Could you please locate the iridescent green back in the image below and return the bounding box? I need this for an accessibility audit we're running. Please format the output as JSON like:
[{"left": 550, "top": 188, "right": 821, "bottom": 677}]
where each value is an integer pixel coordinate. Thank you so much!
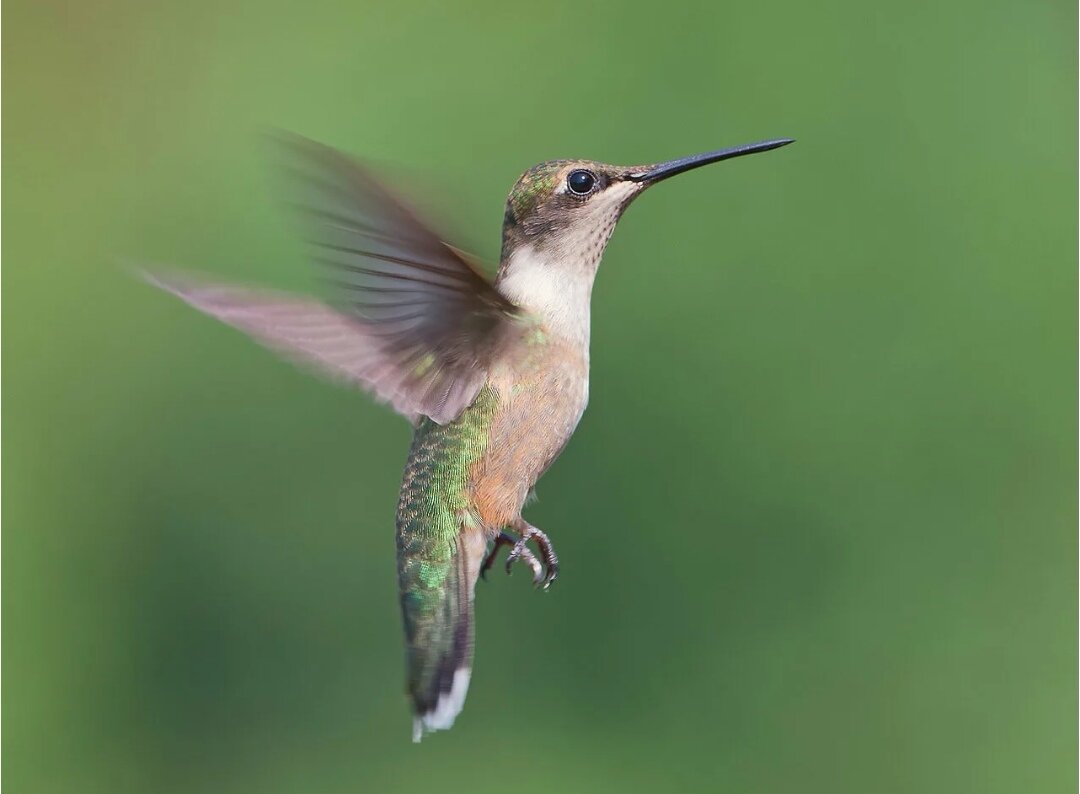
[{"left": 395, "top": 385, "right": 499, "bottom": 714}]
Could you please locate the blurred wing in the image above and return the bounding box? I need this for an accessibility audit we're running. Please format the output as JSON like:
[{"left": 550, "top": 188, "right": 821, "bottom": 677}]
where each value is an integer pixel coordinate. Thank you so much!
[
  {"left": 146, "top": 137, "right": 521, "bottom": 425},
  {"left": 143, "top": 272, "right": 434, "bottom": 423}
]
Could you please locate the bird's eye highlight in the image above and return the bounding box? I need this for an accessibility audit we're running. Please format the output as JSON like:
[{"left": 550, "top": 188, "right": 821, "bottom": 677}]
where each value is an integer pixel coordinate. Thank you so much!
[{"left": 567, "top": 169, "right": 596, "bottom": 195}]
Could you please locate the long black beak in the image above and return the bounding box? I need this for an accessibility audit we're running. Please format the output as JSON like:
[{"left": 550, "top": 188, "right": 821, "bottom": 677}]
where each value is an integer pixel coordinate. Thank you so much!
[{"left": 627, "top": 138, "right": 794, "bottom": 184}]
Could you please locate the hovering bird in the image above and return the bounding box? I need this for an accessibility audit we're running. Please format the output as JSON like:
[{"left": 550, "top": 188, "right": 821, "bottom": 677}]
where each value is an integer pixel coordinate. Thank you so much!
[{"left": 146, "top": 134, "right": 793, "bottom": 741}]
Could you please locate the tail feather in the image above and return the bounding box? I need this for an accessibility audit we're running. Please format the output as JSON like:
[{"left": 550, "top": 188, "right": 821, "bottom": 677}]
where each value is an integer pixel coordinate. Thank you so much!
[
  {"left": 400, "top": 531, "right": 485, "bottom": 742},
  {"left": 395, "top": 388, "right": 498, "bottom": 740}
]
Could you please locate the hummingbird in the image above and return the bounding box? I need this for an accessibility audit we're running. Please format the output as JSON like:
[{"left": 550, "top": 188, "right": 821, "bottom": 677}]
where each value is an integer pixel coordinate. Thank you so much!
[{"left": 145, "top": 134, "right": 793, "bottom": 741}]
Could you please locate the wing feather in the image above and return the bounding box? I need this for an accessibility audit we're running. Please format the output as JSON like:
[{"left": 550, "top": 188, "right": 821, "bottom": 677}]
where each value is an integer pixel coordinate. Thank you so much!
[{"left": 145, "top": 136, "right": 523, "bottom": 424}]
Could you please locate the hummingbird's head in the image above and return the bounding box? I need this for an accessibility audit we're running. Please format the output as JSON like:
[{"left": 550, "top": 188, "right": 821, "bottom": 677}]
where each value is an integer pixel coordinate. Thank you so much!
[
  {"left": 498, "top": 139, "right": 793, "bottom": 268},
  {"left": 495, "top": 139, "right": 793, "bottom": 340},
  {"left": 499, "top": 159, "right": 639, "bottom": 265}
]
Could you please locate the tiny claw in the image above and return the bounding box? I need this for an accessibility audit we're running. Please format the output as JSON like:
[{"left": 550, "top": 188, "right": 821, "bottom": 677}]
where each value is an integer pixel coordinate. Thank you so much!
[
  {"left": 486, "top": 522, "right": 558, "bottom": 588},
  {"left": 488, "top": 530, "right": 543, "bottom": 584},
  {"left": 526, "top": 555, "right": 544, "bottom": 586},
  {"left": 510, "top": 520, "right": 559, "bottom": 591},
  {"left": 504, "top": 539, "right": 543, "bottom": 585},
  {"left": 541, "top": 561, "right": 559, "bottom": 590}
]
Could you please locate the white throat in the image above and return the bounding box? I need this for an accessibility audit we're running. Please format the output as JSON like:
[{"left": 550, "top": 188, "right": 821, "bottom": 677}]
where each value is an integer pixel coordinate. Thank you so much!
[{"left": 497, "top": 245, "right": 596, "bottom": 348}]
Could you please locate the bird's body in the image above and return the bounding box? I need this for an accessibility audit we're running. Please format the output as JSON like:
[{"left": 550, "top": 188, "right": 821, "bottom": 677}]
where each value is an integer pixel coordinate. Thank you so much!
[
  {"left": 146, "top": 134, "right": 791, "bottom": 740},
  {"left": 397, "top": 275, "right": 591, "bottom": 738}
]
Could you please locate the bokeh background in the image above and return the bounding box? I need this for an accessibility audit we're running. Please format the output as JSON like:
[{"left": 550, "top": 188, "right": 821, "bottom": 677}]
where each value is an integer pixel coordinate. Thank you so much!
[{"left": 4, "top": 1, "right": 1076, "bottom": 791}]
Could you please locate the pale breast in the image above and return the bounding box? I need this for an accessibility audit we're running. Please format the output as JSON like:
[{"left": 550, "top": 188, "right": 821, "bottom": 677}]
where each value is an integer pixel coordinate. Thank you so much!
[{"left": 469, "top": 343, "right": 589, "bottom": 528}]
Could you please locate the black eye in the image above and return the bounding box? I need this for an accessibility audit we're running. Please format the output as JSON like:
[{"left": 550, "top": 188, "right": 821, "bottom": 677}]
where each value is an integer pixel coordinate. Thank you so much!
[{"left": 567, "top": 169, "right": 596, "bottom": 195}]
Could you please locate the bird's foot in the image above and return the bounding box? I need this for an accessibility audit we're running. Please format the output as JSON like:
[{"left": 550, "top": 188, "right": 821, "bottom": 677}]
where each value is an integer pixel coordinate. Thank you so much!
[
  {"left": 507, "top": 520, "right": 559, "bottom": 589},
  {"left": 481, "top": 531, "right": 542, "bottom": 584}
]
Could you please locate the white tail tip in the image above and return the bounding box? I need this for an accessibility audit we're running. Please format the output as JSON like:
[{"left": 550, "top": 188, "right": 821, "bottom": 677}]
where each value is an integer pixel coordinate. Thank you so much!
[{"left": 411, "top": 667, "right": 472, "bottom": 743}]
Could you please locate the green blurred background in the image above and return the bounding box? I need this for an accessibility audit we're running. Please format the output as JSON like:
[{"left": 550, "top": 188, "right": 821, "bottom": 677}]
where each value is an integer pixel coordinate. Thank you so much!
[{"left": 4, "top": 0, "right": 1076, "bottom": 791}]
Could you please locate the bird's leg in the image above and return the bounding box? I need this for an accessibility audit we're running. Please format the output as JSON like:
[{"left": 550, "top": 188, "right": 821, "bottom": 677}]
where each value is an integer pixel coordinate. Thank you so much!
[
  {"left": 481, "top": 530, "right": 542, "bottom": 584},
  {"left": 506, "top": 518, "right": 559, "bottom": 589}
]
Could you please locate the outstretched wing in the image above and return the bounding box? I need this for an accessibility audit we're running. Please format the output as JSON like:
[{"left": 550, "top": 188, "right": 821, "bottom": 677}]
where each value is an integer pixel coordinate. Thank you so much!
[{"left": 146, "top": 137, "right": 521, "bottom": 425}]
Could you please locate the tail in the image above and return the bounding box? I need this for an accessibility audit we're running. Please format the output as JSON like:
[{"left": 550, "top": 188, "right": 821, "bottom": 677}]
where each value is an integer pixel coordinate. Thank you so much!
[{"left": 398, "top": 526, "right": 486, "bottom": 742}]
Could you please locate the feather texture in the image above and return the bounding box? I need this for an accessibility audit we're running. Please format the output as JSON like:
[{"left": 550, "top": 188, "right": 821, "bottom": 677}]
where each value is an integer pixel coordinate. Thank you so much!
[
  {"left": 144, "top": 137, "right": 525, "bottom": 425},
  {"left": 282, "top": 135, "right": 521, "bottom": 423},
  {"left": 396, "top": 387, "right": 499, "bottom": 739}
]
